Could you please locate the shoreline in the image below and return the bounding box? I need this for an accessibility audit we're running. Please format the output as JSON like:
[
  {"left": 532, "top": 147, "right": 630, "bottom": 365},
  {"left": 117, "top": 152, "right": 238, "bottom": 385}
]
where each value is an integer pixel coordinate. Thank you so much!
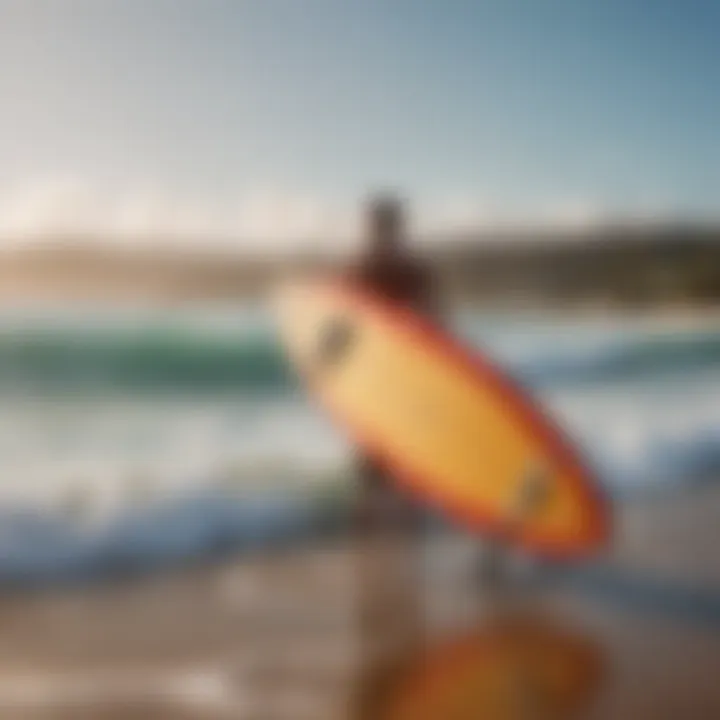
[{"left": 0, "top": 481, "right": 717, "bottom": 717}]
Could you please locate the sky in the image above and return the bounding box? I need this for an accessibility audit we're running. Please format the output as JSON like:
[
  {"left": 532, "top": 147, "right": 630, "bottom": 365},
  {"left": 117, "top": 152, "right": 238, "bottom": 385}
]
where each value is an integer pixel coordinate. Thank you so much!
[{"left": 0, "top": 0, "right": 719, "bottom": 246}]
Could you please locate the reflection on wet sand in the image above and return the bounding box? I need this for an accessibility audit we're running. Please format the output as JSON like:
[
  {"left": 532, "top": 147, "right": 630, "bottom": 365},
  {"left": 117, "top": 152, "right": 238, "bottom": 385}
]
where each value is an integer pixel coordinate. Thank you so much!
[{"left": 373, "top": 612, "right": 605, "bottom": 720}]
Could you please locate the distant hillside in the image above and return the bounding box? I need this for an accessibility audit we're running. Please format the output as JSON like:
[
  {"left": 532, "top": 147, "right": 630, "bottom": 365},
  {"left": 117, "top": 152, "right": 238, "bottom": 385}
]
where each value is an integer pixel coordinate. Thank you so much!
[
  {"left": 0, "top": 224, "right": 718, "bottom": 307},
  {"left": 423, "top": 223, "right": 720, "bottom": 307}
]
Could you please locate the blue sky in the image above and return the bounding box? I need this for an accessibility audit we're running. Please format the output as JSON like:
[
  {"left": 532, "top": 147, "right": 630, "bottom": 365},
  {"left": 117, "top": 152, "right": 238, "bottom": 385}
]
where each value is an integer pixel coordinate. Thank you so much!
[{"left": 0, "top": 0, "right": 718, "bottom": 242}]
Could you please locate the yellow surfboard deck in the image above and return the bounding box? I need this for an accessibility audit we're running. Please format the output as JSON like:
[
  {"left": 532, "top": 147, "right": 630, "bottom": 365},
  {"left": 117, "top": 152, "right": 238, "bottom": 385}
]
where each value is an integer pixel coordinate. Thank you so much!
[{"left": 274, "top": 278, "right": 610, "bottom": 558}]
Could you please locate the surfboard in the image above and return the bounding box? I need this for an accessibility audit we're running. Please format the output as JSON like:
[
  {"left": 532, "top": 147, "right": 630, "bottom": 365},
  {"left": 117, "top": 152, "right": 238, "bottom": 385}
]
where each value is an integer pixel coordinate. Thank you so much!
[{"left": 274, "top": 277, "right": 610, "bottom": 558}]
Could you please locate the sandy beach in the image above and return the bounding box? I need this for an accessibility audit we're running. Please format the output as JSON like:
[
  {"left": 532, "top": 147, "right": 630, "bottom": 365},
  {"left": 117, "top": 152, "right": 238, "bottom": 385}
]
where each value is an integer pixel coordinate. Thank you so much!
[{"left": 0, "top": 479, "right": 716, "bottom": 718}]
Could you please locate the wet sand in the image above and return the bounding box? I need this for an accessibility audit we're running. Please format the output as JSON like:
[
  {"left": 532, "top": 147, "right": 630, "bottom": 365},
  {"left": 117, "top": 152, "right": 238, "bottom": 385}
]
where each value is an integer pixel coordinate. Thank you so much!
[{"left": 0, "top": 482, "right": 719, "bottom": 718}]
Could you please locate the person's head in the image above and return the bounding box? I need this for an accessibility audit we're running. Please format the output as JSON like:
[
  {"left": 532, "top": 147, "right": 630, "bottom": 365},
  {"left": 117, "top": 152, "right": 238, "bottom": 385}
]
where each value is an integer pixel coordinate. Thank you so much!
[{"left": 365, "top": 194, "right": 406, "bottom": 258}]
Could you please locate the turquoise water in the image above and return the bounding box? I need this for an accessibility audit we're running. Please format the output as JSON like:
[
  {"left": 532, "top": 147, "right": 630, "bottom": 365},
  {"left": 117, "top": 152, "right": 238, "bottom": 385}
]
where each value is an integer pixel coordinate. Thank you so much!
[{"left": 0, "top": 303, "right": 718, "bottom": 585}]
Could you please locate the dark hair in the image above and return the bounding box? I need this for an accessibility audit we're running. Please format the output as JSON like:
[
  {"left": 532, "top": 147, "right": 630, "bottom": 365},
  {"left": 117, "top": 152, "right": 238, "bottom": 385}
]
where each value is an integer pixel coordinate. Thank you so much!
[
  {"left": 367, "top": 194, "right": 403, "bottom": 225},
  {"left": 366, "top": 194, "right": 405, "bottom": 249}
]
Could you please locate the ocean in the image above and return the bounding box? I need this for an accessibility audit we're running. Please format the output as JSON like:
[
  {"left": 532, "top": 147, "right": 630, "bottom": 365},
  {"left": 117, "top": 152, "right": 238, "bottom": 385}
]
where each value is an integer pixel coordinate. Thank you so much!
[{"left": 0, "top": 302, "right": 718, "bottom": 586}]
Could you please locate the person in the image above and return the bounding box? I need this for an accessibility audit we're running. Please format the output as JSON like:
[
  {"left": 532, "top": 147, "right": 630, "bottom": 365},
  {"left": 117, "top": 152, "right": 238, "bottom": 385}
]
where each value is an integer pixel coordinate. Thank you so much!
[
  {"left": 344, "top": 195, "right": 441, "bottom": 717},
  {"left": 344, "top": 193, "right": 440, "bottom": 539}
]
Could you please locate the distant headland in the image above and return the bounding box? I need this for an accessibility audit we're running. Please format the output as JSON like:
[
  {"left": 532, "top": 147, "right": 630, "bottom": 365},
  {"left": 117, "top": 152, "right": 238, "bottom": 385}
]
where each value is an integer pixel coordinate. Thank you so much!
[{"left": 0, "top": 222, "right": 718, "bottom": 309}]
